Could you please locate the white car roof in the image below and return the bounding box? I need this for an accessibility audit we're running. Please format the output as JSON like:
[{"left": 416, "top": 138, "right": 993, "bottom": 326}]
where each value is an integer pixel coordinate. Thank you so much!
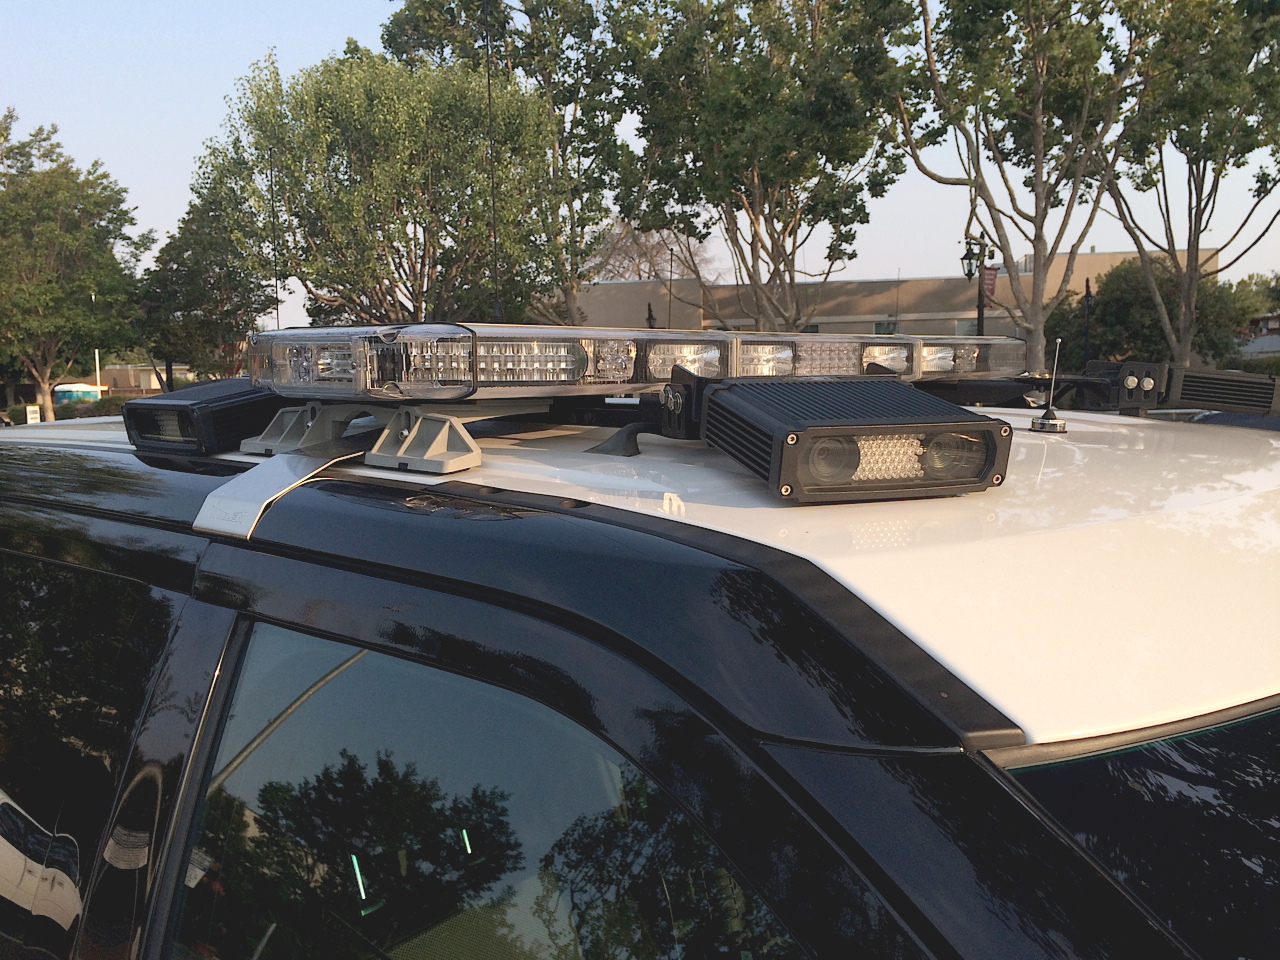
[
  {"left": 368, "top": 407, "right": 1280, "bottom": 747},
  {"left": 12, "top": 407, "right": 1280, "bottom": 746}
]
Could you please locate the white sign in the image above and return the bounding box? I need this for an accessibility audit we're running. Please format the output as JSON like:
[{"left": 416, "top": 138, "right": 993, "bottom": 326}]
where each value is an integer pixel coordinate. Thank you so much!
[{"left": 24, "top": 405, "right": 40, "bottom": 424}]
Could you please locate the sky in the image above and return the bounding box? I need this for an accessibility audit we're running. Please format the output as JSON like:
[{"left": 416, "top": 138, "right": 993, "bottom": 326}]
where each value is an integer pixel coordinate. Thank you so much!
[{"left": 4, "top": 0, "right": 1279, "bottom": 325}]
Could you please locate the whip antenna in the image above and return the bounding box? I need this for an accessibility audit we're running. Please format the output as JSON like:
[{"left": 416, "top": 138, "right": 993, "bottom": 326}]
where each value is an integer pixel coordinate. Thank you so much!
[{"left": 483, "top": 0, "right": 502, "bottom": 321}]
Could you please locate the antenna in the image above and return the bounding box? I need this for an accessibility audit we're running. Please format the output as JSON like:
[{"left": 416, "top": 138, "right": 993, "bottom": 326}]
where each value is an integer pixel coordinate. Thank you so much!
[
  {"left": 1030, "top": 338, "right": 1067, "bottom": 433},
  {"left": 483, "top": 0, "right": 502, "bottom": 322},
  {"left": 267, "top": 142, "right": 283, "bottom": 331}
]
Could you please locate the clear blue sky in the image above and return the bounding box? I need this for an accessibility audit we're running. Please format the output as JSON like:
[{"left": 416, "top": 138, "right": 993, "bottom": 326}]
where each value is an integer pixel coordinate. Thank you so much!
[
  {"left": 4, "top": 1, "right": 1277, "bottom": 303},
  {"left": 2, "top": 0, "right": 391, "bottom": 257}
]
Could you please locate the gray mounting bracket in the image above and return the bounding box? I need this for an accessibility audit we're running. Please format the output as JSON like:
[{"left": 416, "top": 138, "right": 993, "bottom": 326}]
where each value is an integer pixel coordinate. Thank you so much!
[
  {"left": 240, "top": 402, "right": 394, "bottom": 456},
  {"left": 195, "top": 399, "right": 553, "bottom": 540},
  {"left": 366, "top": 408, "right": 482, "bottom": 474}
]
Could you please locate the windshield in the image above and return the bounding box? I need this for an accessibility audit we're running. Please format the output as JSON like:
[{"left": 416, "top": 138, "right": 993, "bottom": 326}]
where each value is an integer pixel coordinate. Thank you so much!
[{"left": 1012, "top": 707, "right": 1280, "bottom": 960}]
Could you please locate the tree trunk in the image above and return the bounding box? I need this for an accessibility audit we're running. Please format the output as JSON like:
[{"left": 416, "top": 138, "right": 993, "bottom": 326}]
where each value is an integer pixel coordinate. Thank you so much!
[
  {"left": 561, "top": 284, "right": 586, "bottom": 326},
  {"left": 165, "top": 358, "right": 174, "bottom": 391},
  {"left": 1024, "top": 320, "right": 1047, "bottom": 375},
  {"left": 36, "top": 381, "right": 54, "bottom": 425}
]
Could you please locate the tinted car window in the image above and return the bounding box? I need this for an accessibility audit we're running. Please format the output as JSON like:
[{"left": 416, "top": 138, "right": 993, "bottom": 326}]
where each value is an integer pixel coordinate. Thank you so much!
[
  {"left": 45, "top": 837, "right": 79, "bottom": 885},
  {"left": 0, "top": 551, "right": 174, "bottom": 952},
  {"left": 1013, "top": 708, "right": 1280, "bottom": 960},
  {"left": 0, "top": 803, "right": 29, "bottom": 853},
  {"left": 169, "top": 623, "right": 805, "bottom": 960}
]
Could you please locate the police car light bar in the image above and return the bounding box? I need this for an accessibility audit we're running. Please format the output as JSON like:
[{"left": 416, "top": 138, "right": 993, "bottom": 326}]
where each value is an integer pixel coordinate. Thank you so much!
[{"left": 246, "top": 324, "right": 1027, "bottom": 401}]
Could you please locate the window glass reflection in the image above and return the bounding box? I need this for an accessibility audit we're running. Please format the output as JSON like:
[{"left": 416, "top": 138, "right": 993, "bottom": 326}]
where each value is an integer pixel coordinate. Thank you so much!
[
  {"left": 170, "top": 624, "right": 803, "bottom": 960},
  {"left": 1014, "top": 708, "right": 1280, "bottom": 960},
  {"left": 0, "top": 551, "right": 171, "bottom": 957}
]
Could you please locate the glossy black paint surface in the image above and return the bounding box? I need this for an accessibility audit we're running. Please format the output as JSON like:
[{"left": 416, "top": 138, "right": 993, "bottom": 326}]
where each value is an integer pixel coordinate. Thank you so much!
[
  {"left": 251, "top": 480, "right": 964, "bottom": 751},
  {"left": 0, "top": 508, "right": 203, "bottom": 593},
  {"left": 0, "top": 445, "right": 237, "bottom": 530},
  {"left": 78, "top": 602, "right": 237, "bottom": 960},
  {"left": 767, "top": 744, "right": 1197, "bottom": 960},
  {"left": 433, "top": 480, "right": 1021, "bottom": 750}
]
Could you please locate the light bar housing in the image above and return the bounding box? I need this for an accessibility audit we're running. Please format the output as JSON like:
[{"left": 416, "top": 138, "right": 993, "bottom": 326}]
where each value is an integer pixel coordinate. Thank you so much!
[
  {"left": 700, "top": 377, "right": 1013, "bottom": 504},
  {"left": 246, "top": 324, "right": 1027, "bottom": 402}
]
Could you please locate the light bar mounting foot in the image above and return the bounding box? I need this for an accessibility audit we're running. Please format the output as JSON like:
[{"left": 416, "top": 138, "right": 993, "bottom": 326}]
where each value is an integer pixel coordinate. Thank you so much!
[{"left": 366, "top": 409, "right": 482, "bottom": 474}]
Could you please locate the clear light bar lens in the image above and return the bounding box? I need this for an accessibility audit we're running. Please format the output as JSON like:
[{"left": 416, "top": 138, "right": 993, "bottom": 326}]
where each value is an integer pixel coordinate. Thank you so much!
[
  {"left": 645, "top": 342, "right": 725, "bottom": 380},
  {"left": 738, "top": 343, "right": 795, "bottom": 378},
  {"left": 918, "top": 337, "right": 1026, "bottom": 378},
  {"left": 247, "top": 325, "right": 1027, "bottom": 400},
  {"left": 794, "top": 341, "right": 864, "bottom": 376},
  {"left": 863, "top": 344, "right": 914, "bottom": 375}
]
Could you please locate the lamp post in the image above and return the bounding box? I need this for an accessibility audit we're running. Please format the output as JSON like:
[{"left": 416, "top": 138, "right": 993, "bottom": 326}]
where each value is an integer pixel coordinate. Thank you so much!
[
  {"left": 667, "top": 247, "right": 675, "bottom": 328},
  {"left": 1083, "top": 277, "right": 1095, "bottom": 366},
  {"left": 960, "top": 236, "right": 990, "bottom": 336}
]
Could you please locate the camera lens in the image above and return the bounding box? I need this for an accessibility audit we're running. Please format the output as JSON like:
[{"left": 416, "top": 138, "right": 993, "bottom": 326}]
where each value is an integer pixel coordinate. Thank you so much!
[
  {"left": 802, "top": 437, "right": 861, "bottom": 486},
  {"left": 923, "top": 432, "right": 988, "bottom": 480}
]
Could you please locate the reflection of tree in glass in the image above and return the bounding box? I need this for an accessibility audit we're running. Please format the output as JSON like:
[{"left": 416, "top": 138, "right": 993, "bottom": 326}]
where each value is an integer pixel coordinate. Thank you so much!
[
  {"left": 0, "top": 555, "right": 171, "bottom": 834},
  {"left": 1018, "top": 723, "right": 1280, "bottom": 960},
  {"left": 180, "top": 750, "right": 523, "bottom": 959},
  {"left": 536, "top": 767, "right": 802, "bottom": 960}
]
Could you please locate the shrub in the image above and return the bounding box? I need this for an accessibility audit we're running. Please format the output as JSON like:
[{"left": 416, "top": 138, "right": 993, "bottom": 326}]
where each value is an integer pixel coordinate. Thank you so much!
[
  {"left": 52, "top": 395, "right": 131, "bottom": 420},
  {"left": 1236, "top": 356, "right": 1280, "bottom": 377}
]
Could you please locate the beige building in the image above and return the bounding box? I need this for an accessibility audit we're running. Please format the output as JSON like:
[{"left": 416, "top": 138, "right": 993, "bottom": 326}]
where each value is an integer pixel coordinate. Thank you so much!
[
  {"left": 576, "top": 249, "right": 1218, "bottom": 339},
  {"left": 102, "top": 363, "right": 191, "bottom": 393}
]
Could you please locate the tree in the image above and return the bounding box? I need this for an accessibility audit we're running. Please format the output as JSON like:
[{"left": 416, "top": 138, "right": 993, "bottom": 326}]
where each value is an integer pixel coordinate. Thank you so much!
[
  {"left": 610, "top": 0, "right": 909, "bottom": 332},
  {"left": 203, "top": 51, "right": 557, "bottom": 326},
  {"left": 895, "top": 0, "right": 1148, "bottom": 371},
  {"left": 183, "top": 750, "right": 524, "bottom": 958},
  {"left": 0, "top": 110, "right": 149, "bottom": 420},
  {"left": 384, "top": 0, "right": 623, "bottom": 325},
  {"left": 1108, "top": 0, "right": 1280, "bottom": 367},
  {"left": 1045, "top": 257, "right": 1256, "bottom": 371},
  {"left": 537, "top": 766, "right": 805, "bottom": 960},
  {"left": 140, "top": 167, "right": 280, "bottom": 381}
]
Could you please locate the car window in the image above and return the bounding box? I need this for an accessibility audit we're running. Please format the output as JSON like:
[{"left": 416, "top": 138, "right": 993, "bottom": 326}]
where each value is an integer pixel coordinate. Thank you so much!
[
  {"left": 168, "top": 623, "right": 806, "bottom": 960},
  {"left": 0, "top": 550, "right": 174, "bottom": 951},
  {"left": 1013, "top": 707, "right": 1280, "bottom": 960},
  {"left": 46, "top": 837, "right": 80, "bottom": 885},
  {"left": 0, "top": 802, "right": 28, "bottom": 853}
]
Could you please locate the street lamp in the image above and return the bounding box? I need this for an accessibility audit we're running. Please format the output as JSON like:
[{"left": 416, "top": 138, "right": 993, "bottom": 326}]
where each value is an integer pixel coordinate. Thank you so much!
[
  {"left": 1082, "top": 277, "right": 1096, "bottom": 366},
  {"left": 960, "top": 236, "right": 991, "bottom": 336}
]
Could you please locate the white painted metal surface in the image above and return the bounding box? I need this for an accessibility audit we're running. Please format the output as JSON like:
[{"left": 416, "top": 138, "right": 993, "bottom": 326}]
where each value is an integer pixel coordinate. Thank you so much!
[
  {"left": 10, "top": 408, "right": 1280, "bottom": 746},
  {"left": 361, "top": 409, "right": 1280, "bottom": 747}
]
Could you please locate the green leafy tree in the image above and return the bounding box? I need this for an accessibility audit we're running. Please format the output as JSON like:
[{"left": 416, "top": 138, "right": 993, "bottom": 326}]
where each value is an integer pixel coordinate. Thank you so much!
[
  {"left": 182, "top": 750, "right": 524, "bottom": 958},
  {"left": 1108, "top": 0, "right": 1280, "bottom": 367},
  {"left": 895, "top": 0, "right": 1149, "bottom": 371},
  {"left": 537, "top": 767, "right": 804, "bottom": 960},
  {"left": 610, "top": 0, "right": 909, "bottom": 332},
  {"left": 203, "top": 51, "right": 556, "bottom": 325},
  {"left": 383, "top": 0, "right": 514, "bottom": 68},
  {"left": 140, "top": 167, "right": 280, "bottom": 380},
  {"left": 384, "top": 0, "right": 623, "bottom": 324},
  {"left": 1046, "top": 257, "right": 1256, "bottom": 371},
  {"left": 0, "top": 351, "right": 23, "bottom": 408},
  {"left": 0, "top": 110, "right": 150, "bottom": 420}
]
